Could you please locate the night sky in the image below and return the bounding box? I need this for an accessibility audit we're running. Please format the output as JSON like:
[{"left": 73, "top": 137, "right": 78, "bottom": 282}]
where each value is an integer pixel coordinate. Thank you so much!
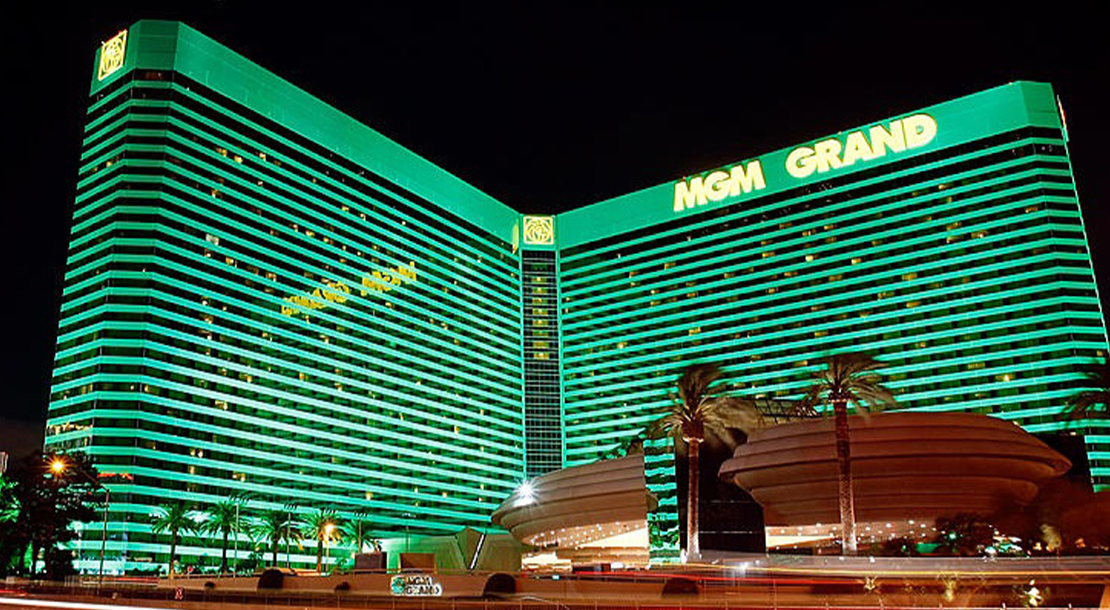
[{"left": 3, "top": 3, "right": 1108, "bottom": 454}]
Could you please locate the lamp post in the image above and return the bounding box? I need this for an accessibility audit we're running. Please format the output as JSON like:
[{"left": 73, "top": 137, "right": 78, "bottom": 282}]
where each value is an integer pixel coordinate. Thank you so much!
[
  {"left": 234, "top": 501, "right": 240, "bottom": 573},
  {"left": 283, "top": 502, "right": 299, "bottom": 570},
  {"left": 401, "top": 511, "right": 414, "bottom": 568},
  {"left": 230, "top": 492, "right": 251, "bottom": 575},
  {"left": 50, "top": 457, "right": 110, "bottom": 588}
]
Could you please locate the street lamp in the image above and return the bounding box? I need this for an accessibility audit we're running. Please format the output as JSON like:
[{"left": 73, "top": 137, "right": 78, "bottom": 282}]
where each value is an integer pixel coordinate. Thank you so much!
[
  {"left": 282, "top": 502, "right": 299, "bottom": 569},
  {"left": 234, "top": 502, "right": 241, "bottom": 574},
  {"left": 48, "top": 456, "right": 110, "bottom": 588},
  {"left": 401, "top": 512, "right": 414, "bottom": 557},
  {"left": 230, "top": 492, "right": 252, "bottom": 575},
  {"left": 354, "top": 505, "right": 370, "bottom": 554}
]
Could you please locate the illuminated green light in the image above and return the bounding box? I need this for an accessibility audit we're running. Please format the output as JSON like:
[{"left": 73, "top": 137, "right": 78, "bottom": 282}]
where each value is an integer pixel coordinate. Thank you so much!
[{"left": 48, "top": 21, "right": 1108, "bottom": 571}]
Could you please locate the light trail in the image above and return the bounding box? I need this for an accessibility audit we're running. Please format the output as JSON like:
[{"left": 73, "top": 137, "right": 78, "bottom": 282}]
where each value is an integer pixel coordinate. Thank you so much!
[
  {"left": 575, "top": 565, "right": 1110, "bottom": 580},
  {"left": 740, "top": 566, "right": 1110, "bottom": 578},
  {"left": 0, "top": 597, "right": 177, "bottom": 610}
]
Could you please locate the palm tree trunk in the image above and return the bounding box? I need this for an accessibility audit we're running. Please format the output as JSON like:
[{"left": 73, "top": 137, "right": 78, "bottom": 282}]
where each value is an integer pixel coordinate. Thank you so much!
[
  {"left": 316, "top": 538, "right": 323, "bottom": 572},
  {"left": 833, "top": 398, "right": 858, "bottom": 555},
  {"left": 168, "top": 533, "right": 177, "bottom": 579},
  {"left": 687, "top": 439, "right": 701, "bottom": 561},
  {"left": 221, "top": 530, "right": 229, "bottom": 574},
  {"left": 271, "top": 538, "right": 279, "bottom": 566}
]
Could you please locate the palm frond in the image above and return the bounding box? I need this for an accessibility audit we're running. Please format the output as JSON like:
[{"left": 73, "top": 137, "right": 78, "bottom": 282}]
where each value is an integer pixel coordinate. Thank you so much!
[
  {"left": 200, "top": 499, "right": 240, "bottom": 535},
  {"left": 251, "top": 509, "right": 299, "bottom": 543},
  {"left": 677, "top": 363, "right": 725, "bottom": 407},
  {"left": 803, "top": 352, "right": 897, "bottom": 416},
  {"left": 1067, "top": 359, "right": 1110, "bottom": 419},
  {"left": 790, "top": 395, "right": 821, "bottom": 418},
  {"left": 702, "top": 396, "right": 764, "bottom": 431},
  {"left": 650, "top": 363, "right": 763, "bottom": 443},
  {"left": 302, "top": 508, "right": 343, "bottom": 539},
  {"left": 151, "top": 502, "right": 198, "bottom": 536},
  {"left": 645, "top": 411, "right": 684, "bottom": 440}
]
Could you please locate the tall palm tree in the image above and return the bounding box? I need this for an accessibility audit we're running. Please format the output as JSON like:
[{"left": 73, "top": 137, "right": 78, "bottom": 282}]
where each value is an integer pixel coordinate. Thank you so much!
[
  {"left": 151, "top": 502, "right": 198, "bottom": 578},
  {"left": 252, "top": 509, "right": 297, "bottom": 567},
  {"left": 302, "top": 508, "right": 343, "bottom": 572},
  {"left": 344, "top": 511, "right": 373, "bottom": 554},
  {"left": 201, "top": 498, "right": 241, "bottom": 574},
  {"left": 1067, "top": 358, "right": 1109, "bottom": 420},
  {"left": 800, "top": 353, "right": 896, "bottom": 555},
  {"left": 648, "top": 363, "right": 762, "bottom": 561}
]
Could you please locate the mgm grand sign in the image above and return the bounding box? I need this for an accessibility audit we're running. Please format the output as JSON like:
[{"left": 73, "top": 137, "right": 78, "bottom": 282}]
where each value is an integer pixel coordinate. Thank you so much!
[
  {"left": 390, "top": 574, "right": 443, "bottom": 597},
  {"left": 673, "top": 114, "right": 938, "bottom": 213}
]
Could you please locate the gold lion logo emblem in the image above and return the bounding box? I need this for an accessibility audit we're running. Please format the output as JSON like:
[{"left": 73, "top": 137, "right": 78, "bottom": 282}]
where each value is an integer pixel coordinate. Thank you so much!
[
  {"left": 98, "top": 30, "right": 128, "bottom": 81},
  {"left": 523, "top": 216, "right": 554, "bottom": 245}
]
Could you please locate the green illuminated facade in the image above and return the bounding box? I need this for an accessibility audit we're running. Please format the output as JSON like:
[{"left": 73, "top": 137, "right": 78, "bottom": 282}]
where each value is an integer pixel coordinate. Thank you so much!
[
  {"left": 557, "top": 84, "right": 1110, "bottom": 556},
  {"left": 48, "top": 22, "right": 525, "bottom": 573},
  {"left": 46, "top": 21, "right": 1108, "bottom": 571}
]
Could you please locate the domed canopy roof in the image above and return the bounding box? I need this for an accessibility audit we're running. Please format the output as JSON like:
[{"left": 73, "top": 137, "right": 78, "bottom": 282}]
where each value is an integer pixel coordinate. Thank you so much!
[
  {"left": 720, "top": 412, "right": 1070, "bottom": 530},
  {"left": 491, "top": 454, "right": 657, "bottom": 553}
]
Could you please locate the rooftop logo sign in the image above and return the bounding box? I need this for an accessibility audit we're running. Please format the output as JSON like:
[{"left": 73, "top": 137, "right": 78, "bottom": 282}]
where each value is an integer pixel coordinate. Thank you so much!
[
  {"left": 98, "top": 30, "right": 128, "bottom": 81},
  {"left": 673, "top": 114, "right": 937, "bottom": 213},
  {"left": 523, "top": 215, "right": 555, "bottom": 245}
]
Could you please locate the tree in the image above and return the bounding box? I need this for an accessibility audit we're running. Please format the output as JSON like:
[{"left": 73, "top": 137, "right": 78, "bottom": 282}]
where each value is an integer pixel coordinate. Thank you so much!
[
  {"left": 1067, "top": 358, "right": 1109, "bottom": 420},
  {"left": 0, "top": 474, "right": 23, "bottom": 575},
  {"left": 800, "top": 353, "right": 896, "bottom": 555},
  {"left": 236, "top": 549, "right": 263, "bottom": 575},
  {"left": 2, "top": 452, "right": 103, "bottom": 578},
  {"left": 997, "top": 477, "right": 1110, "bottom": 554},
  {"left": 200, "top": 498, "right": 242, "bottom": 574},
  {"left": 151, "top": 502, "right": 198, "bottom": 577},
  {"left": 252, "top": 509, "right": 298, "bottom": 567},
  {"left": 38, "top": 454, "right": 104, "bottom": 580},
  {"left": 344, "top": 511, "right": 374, "bottom": 555},
  {"left": 648, "top": 363, "right": 762, "bottom": 560},
  {"left": 302, "top": 508, "right": 343, "bottom": 572},
  {"left": 933, "top": 513, "right": 995, "bottom": 556},
  {"left": 879, "top": 535, "right": 920, "bottom": 557}
]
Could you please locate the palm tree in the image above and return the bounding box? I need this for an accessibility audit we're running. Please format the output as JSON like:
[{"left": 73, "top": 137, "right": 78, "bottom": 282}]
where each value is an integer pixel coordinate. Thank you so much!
[
  {"left": 151, "top": 502, "right": 198, "bottom": 578},
  {"left": 800, "top": 352, "right": 897, "bottom": 555},
  {"left": 252, "top": 509, "right": 297, "bottom": 567},
  {"left": 648, "top": 363, "right": 762, "bottom": 561},
  {"left": 344, "top": 511, "right": 373, "bottom": 555},
  {"left": 302, "top": 508, "right": 343, "bottom": 572},
  {"left": 201, "top": 498, "right": 241, "bottom": 574},
  {"left": 1067, "top": 358, "right": 1109, "bottom": 420}
]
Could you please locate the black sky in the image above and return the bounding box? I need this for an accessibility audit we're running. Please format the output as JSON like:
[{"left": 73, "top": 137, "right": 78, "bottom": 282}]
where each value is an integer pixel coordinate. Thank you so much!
[{"left": 3, "top": 3, "right": 1108, "bottom": 449}]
